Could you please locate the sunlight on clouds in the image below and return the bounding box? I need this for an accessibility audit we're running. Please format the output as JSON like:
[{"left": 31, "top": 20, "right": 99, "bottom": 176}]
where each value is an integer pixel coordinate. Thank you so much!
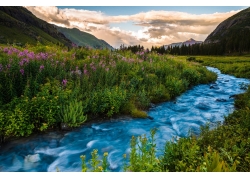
[{"left": 25, "top": 6, "right": 241, "bottom": 48}]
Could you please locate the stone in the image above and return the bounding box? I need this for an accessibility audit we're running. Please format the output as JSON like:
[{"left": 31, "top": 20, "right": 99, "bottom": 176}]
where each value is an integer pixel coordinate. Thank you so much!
[
  {"left": 60, "top": 123, "right": 71, "bottom": 131},
  {"left": 147, "top": 116, "right": 154, "bottom": 120},
  {"left": 216, "top": 98, "right": 227, "bottom": 102},
  {"left": 229, "top": 94, "right": 237, "bottom": 99},
  {"left": 24, "top": 154, "right": 41, "bottom": 163}
]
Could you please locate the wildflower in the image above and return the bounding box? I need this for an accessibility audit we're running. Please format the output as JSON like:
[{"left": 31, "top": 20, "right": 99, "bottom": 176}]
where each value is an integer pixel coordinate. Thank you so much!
[
  {"left": 19, "top": 61, "right": 24, "bottom": 66},
  {"left": 105, "top": 68, "right": 109, "bottom": 72},
  {"left": 98, "top": 166, "right": 103, "bottom": 171},
  {"left": 39, "top": 65, "right": 44, "bottom": 72},
  {"left": 62, "top": 79, "right": 67, "bottom": 86},
  {"left": 20, "top": 69, "right": 24, "bottom": 75}
]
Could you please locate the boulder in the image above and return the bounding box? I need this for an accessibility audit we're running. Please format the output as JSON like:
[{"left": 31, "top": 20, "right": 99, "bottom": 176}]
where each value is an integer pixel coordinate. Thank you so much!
[
  {"left": 216, "top": 98, "right": 227, "bottom": 102},
  {"left": 24, "top": 154, "right": 41, "bottom": 163}
]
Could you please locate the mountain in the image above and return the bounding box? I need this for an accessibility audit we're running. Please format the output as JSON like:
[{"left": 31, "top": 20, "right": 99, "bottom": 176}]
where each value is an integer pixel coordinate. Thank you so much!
[
  {"left": 164, "top": 38, "right": 202, "bottom": 49},
  {"left": 0, "top": 6, "right": 72, "bottom": 46},
  {"left": 56, "top": 26, "right": 114, "bottom": 50},
  {"left": 204, "top": 7, "right": 250, "bottom": 53}
]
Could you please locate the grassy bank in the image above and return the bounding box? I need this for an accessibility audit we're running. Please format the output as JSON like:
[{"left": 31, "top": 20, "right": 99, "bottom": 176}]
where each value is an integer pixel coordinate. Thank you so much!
[{"left": 0, "top": 45, "right": 217, "bottom": 143}]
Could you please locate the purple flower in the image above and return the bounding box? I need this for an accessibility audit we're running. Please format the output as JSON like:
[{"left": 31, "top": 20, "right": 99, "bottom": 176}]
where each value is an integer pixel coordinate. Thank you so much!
[
  {"left": 39, "top": 65, "right": 45, "bottom": 71},
  {"left": 20, "top": 69, "right": 24, "bottom": 75},
  {"left": 62, "top": 79, "right": 67, "bottom": 86},
  {"left": 84, "top": 69, "right": 88, "bottom": 75},
  {"left": 19, "top": 60, "right": 24, "bottom": 66},
  {"left": 105, "top": 68, "right": 109, "bottom": 72},
  {"left": 91, "top": 66, "right": 96, "bottom": 71}
]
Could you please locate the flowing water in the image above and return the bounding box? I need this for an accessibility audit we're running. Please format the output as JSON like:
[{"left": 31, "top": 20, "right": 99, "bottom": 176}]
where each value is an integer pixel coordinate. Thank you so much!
[{"left": 0, "top": 67, "right": 249, "bottom": 172}]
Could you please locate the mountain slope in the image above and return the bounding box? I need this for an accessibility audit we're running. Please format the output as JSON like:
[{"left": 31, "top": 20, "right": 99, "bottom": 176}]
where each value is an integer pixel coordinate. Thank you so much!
[
  {"left": 0, "top": 6, "right": 72, "bottom": 46},
  {"left": 56, "top": 26, "right": 114, "bottom": 50},
  {"left": 204, "top": 7, "right": 250, "bottom": 53}
]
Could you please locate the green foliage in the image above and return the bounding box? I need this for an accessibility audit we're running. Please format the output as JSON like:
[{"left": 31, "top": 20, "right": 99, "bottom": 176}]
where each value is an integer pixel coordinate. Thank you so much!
[
  {"left": 131, "top": 109, "right": 148, "bottom": 118},
  {"left": 80, "top": 150, "right": 109, "bottom": 172},
  {"left": 59, "top": 99, "right": 87, "bottom": 128},
  {"left": 5, "top": 107, "right": 34, "bottom": 137},
  {"left": 181, "top": 67, "right": 201, "bottom": 86},
  {"left": 123, "top": 128, "right": 162, "bottom": 172},
  {"left": 165, "top": 76, "right": 186, "bottom": 98},
  {"left": 162, "top": 136, "right": 202, "bottom": 172}
]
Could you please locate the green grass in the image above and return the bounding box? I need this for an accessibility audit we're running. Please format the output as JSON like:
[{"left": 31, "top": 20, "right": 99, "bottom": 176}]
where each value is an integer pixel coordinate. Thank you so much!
[{"left": 187, "top": 56, "right": 250, "bottom": 78}]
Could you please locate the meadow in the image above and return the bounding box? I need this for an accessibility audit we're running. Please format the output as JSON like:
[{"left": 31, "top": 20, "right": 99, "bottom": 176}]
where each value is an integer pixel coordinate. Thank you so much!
[{"left": 0, "top": 44, "right": 216, "bottom": 143}]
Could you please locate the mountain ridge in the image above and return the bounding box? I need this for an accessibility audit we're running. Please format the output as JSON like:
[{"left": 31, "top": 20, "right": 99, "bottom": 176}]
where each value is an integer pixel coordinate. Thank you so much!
[
  {"left": 205, "top": 7, "right": 250, "bottom": 44},
  {"left": 56, "top": 26, "right": 114, "bottom": 50},
  {"left": 0, "top": 6, "right": 72, "bottom": 46}
]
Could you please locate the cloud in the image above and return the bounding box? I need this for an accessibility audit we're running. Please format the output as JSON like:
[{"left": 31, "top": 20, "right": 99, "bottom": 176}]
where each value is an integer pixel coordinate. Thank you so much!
[{"left": 25, "top": 6, "right": 240, "bottom": 48}]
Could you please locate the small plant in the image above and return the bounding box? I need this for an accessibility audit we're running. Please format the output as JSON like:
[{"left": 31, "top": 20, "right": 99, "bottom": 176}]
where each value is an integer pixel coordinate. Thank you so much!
[
  {"left": 59, "top": 99, "right": 87, "bottom": 128},
  {"left": 123, "top": 128, "right": 161, "bottom": 172},
  {"left": 80, "top": 150, "right": 109, "bottom": 172}
]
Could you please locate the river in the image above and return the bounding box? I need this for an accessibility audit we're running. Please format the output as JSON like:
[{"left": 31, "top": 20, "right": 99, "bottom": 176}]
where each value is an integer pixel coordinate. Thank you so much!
[{"left": 0, "top": 67, "right": 249, "bottom": 172}]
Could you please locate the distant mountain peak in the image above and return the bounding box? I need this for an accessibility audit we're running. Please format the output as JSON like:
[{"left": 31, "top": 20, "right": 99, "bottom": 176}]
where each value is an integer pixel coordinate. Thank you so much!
[
  {"left": 164, "top": 38, "right": 202, "bottom": 48},
  {"left": 186, "top": 38, "right": 195, "bottom": 42}
]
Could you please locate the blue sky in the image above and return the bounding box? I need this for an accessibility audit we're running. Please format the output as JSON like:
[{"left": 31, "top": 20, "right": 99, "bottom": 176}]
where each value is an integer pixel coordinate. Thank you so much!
[
  {"left": 26, "top": 6, "right": 249, "bottom": 48},
  {"left": 57, "top": 6, "right": 248, "bottom": 16}
]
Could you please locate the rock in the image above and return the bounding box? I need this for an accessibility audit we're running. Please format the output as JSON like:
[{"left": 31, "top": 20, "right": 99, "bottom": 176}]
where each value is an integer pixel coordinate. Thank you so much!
[
  {"left": 60, "top": 123, "right": 71, "bottom": 131},
  {"left": 216, "top": 98, "right": 227, "bottom": 102},
  {"left": 24, "top": 154, "right": 41, "bottom": 163},
  {"left": 229, "top": 94, "right": 237, "bottom": 99},
  {"left": 147, "top": 116, "right": 154, "bottom": 120},
  {"left": 150, "top": 103, "right": 156, "bottom": 108},
  {"left": 224, "top": 80, "right": 229, "bottom": 82},
  {"left": 210, "top": 85, "right": 219, "bottom": 89},
  {"left": 196, "top": 102, "right": 210, "bottom": 110}
]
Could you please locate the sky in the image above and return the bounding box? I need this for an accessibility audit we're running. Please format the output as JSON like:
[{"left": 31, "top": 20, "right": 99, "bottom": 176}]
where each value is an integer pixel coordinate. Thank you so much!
[{"left": 23, "top": 5, "right": 249, "bottom": 49}]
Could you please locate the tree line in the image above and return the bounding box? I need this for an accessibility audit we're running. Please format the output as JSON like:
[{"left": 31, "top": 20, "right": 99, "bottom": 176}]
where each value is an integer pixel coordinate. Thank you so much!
[{"left": 120, "top": 29, "right": 250, "bottom": 55}]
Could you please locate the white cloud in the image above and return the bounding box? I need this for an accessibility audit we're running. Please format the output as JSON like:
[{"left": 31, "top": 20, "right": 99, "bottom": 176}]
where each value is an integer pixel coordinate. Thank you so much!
[{"left": 25, "top": 6, "right": 241, "bottom": 48}]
